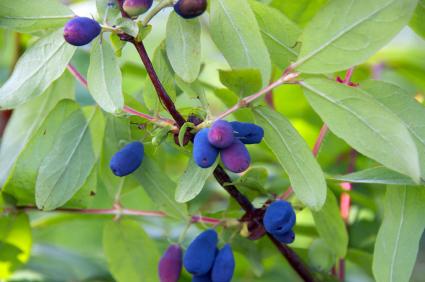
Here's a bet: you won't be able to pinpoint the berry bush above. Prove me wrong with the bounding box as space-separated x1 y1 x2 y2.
0 0 425 281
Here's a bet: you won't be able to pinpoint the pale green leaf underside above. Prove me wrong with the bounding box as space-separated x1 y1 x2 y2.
0 29 76 109
253 107 327 211
295 0 418 73
88 38 124 114
210 0 271 85
0 0 73 33
301 78 420 182
373 186 425 282
166 12 201 83
175 159 216 203
409 0 425 39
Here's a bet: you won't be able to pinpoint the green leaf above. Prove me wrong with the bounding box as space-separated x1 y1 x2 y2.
373 186 425 282
0 213 32 279
362 80 425 180
249 1 301 69
312 190 348 258
219 69 262 98
175 159 216 203
253 107 327 210
330 167 419 186
295 0 418 73
35 107 104 210
143 42 176 112
0 72 75 188
234 167 268 194
0 29 76 108
0 0 74 33
96 0 121 25
301 78 420 182
133 156 188 220
116 17 139 37
308 239 336 272
103 220 159 282
270 0 328 27
166 12 201 83
88 38 124 114
209 0 272 85
409 0 425 39
3 100 80 204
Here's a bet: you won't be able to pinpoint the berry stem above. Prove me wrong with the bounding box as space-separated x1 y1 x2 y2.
141 0 174 26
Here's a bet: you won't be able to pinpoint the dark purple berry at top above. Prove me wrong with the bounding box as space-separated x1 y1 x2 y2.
230 121 264 144
174 0 207 19
123 0 153 17
158 244 183 282
220 139 251 173
184 229 218 276
263 200 296 236
273 230 295 244
64 17 101 46
211 244 235 282
192 273 212 282
109 141 144 177
193 128 219 168
208 120 234 149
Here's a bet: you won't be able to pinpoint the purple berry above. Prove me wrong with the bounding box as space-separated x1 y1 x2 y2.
109 141 144 177
174 0 207 19
220 139 251 173
123 0 153 17
193 128 219 168
64 17 101 46
184 229 218 275
158 244 183 282
208 120 234 149
263 200 296 237
230 121 264 144
211 244 235 282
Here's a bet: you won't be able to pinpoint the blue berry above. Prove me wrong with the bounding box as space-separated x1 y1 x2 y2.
263 200 296 237
208 120 234 149
273 230 295 244
64 17 101 46
220 139 251 173
174 0 207 19
158 244 182 282
184 229 218 275
192 273 212 282
230 121 264 144
193 128 219 168
109 141 144 177
211 244 235 282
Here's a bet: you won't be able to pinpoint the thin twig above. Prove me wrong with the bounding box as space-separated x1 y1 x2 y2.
141 0 174 26
67 64 87 87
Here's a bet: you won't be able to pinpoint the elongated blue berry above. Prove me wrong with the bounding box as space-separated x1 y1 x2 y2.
211 244 235 282
110 141 144 177
193 128 219 168
123 0 153 17
158 244 183 282
184 229 218 275
174 0 207 19
273 230 295 244
64 17 101 46
192 273 212 282
220 139 250 173
263 200 296 236
208 120 234 149
230 121 264 144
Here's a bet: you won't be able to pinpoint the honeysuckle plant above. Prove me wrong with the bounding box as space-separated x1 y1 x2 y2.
0 0 425 281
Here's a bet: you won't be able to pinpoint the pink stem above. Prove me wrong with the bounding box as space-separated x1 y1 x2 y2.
67 64 87 88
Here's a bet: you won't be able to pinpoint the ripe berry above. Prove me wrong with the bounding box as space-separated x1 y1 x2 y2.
208 120 234 149
184 229 218 275
64 17 101 46
192 273 212 282
174 0 207 19
263 200 296 237
123 0 153 17
211 244 235 282
158 244 183 282
109 141 144 177
193 128 219 168
220 139 251 173
230 121 264 144
274 230 295 244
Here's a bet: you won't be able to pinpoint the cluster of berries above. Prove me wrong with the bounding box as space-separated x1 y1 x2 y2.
63 0 207 46
159 229 235 282
194 121 264 173
263 200 297 244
